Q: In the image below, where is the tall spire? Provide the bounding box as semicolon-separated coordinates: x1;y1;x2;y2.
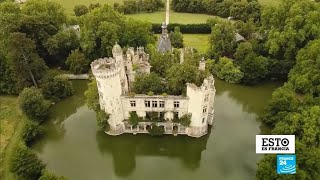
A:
157;0;172;53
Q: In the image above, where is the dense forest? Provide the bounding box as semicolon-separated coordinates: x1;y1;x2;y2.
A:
1;0;319;179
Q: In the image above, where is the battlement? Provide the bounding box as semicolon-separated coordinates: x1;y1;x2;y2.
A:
187;75;215;92
91;57;121;78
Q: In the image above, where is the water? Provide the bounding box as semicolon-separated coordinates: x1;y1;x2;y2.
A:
32;79;282;180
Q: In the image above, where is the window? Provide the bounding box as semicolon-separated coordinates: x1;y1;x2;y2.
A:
145;100;150;107
174;112;179;119
203;106;207;113
204;94;209;102
174;101;180;108
152;101;158;108
159;112;165;119
99;92;103;99
159;101;165;108
97;81;101;88
202;117;205;123
130;100;136;107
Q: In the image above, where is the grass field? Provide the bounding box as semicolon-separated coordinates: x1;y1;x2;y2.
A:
0;96;24;179
126;10;219;24
183;34;210;53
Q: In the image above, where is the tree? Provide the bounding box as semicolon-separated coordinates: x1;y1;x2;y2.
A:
19;0;67;62
41;75;74;101
9;145;45;179
240;54;269;85
214;57;244;83
133;73;165;94
261;0;320;64
96;109;110;130
149;51;173;77
80;5;154;59
166;63;199;95
74;5;88;16
39;170;67;180
0;52;17;94
18;87;51;122
7;32;48;89
84;79;100;111
128;111;142;127
209;22;236;59
44;29;80;67
21;120;43;146
65;49;90;74
179;114;191;127
234;41;254;61
169;26;184;48
261;84;299;126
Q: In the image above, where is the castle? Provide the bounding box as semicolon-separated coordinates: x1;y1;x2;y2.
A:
91;42;216;138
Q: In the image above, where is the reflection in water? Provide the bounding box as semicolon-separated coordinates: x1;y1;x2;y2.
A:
32;79;281;180
95;129;211;177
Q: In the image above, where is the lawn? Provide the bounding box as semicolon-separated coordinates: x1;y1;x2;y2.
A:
126;10;219;24
0;96;24;179
183;34;210;54
0;96;21;155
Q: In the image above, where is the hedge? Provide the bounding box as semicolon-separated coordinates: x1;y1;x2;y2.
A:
152;23;211;34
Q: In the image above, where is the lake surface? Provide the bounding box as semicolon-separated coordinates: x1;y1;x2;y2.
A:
32;79;281;180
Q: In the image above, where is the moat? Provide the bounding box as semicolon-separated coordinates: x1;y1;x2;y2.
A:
32;79;282;180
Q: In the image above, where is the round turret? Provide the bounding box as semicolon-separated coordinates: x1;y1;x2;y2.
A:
112;43;123;57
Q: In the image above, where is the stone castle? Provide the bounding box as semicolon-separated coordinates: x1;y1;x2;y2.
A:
91;42;216;137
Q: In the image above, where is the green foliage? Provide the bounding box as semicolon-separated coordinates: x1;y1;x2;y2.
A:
0;52;18;95
128;111;142;127
74;5;88;16
96;109;110;130
21;120;44;146
20;0;67;62
240;54;269;85
178;114;191;127
9;144;45;179
114;0;164;14
261;83;299;126
209;22;236;59
257;38;320;179
166;63;202;95
213;57;244;84
169;26;184;48
289;39;320;95
149;50;173;77
84;79;100;111
171;0;261;21
44;29;80;67
148;124;165;136
18;87;51;122
66;49;89;74
39;170;67;180
41;75;74;101
80;5;154;59
7;32;48;89
261;0;320;62
133;73;165;94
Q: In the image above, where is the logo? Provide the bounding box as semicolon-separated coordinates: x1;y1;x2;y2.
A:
256;135;295;154
277;155;296;174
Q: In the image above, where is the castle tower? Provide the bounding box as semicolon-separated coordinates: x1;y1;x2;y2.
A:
91;55;125;133
186;75;216;137
112;43;129;95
